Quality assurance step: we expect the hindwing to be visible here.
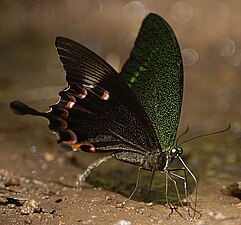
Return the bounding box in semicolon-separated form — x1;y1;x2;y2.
51;37;159;153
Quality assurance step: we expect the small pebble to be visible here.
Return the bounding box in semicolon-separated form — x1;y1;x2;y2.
146;202;153;207
24;218;33;224
20;199;41;215
208;211;227;220
113;220;132;225
221;182;241;199
116;202;125;209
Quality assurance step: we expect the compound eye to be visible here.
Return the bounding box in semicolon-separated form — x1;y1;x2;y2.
169;147;183;158
170;148;178;157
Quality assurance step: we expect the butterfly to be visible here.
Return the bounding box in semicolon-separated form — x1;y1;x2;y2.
10;13;198;220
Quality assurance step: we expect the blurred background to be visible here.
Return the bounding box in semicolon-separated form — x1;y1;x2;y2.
0;0;240;197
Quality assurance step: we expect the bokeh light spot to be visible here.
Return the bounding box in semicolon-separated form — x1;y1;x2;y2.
217;98;229;113
171;2;193;23
182;48;198;66
217;38;235;57
124;1;146;22
67;0;102;18
207;2;230;23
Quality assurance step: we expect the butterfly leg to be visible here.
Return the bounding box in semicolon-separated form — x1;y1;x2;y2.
76;155;113;187
168;171;191;220
165;172;178;219
177;156;200;220
170;169;197;219
146;170;155;201
165;172;186;219
122;167;141;204
165;172;180;219
167;168;201;221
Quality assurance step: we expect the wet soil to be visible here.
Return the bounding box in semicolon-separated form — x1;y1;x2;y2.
1;1;241;224
0;123;240;225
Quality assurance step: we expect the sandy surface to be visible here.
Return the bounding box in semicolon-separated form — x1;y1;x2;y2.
0;1;241;224
0;135;240;225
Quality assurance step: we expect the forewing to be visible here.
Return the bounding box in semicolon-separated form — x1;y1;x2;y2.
120;13;183;147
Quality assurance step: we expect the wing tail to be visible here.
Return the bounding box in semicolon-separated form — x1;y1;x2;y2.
10;101;47;117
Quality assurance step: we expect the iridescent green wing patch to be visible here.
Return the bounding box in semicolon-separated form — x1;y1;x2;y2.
120;13;183;147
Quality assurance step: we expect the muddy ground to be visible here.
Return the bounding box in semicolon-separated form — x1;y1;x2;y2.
1;1;241;224
0;130;240;225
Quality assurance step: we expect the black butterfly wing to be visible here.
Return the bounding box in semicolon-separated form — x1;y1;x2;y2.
48;81;152;154
54;37;160;153
11;37;159;155
55;36;116;86
55;37;158;132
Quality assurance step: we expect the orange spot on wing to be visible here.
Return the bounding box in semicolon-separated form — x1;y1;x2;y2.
101;90;110;100
62;130;77;145
89;85;110;100
61;108;69;117
59;119;68;129
66;95;76;108
69;143;96;152
70;143;82;151
77;86;87;99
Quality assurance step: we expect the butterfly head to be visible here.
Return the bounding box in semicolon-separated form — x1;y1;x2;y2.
168;147;183;159
159;146;183;171
162;146;183;159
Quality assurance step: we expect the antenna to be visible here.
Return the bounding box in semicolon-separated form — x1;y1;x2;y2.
178;124;231;147
175;126;189;147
